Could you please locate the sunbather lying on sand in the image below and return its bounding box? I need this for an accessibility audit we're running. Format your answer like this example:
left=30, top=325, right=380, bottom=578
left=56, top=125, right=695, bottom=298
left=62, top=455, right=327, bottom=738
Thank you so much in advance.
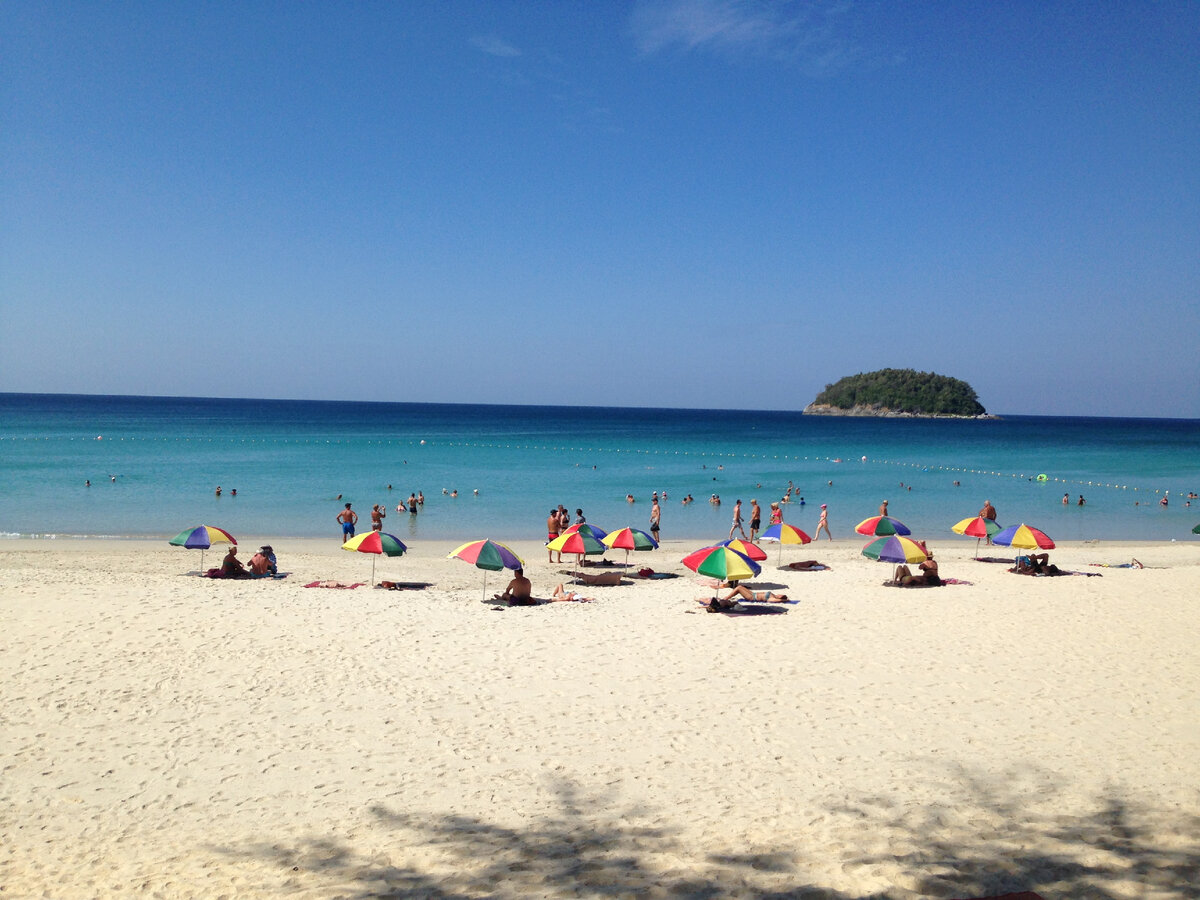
left=1088, top=559, right=1144, bottom=569
left=704, top=584, right=789, bottom=610
left=551, top=584, right=594, bottom=602
left=1011, top=553, right=1063, bottom=575
left=785, top=560, right=828, bottom=570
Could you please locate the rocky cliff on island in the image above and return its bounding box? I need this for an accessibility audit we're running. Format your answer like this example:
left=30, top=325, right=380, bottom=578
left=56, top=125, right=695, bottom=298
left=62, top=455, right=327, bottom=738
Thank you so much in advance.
left=803, top=369, right=989, bottom=418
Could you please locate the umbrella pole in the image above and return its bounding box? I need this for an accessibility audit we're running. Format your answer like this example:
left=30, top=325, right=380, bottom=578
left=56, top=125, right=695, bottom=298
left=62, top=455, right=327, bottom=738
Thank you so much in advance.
left=371, top=556, right=377, bottom=586
left=200, top=549, right=205, bottom=572
left=482, top=570, right=487, bottom=603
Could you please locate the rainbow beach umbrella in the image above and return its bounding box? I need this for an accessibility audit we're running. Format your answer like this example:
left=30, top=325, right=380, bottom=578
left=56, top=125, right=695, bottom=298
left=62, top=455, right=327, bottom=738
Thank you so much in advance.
left=992, top=524, right=1055, bottom=551
left=564, top=522, right=609, bottom=541
left=601, top=527, right=658, bottom=566
left=951, top=515, right=1003, bottom=557
left=759, top=522, right=813, bottom=564
left=719, top=539, right=767, bottom=561
left=548, top=529, right=607, bottom=579
left=854, top=515, right=912, bottom=537
left=448, top=539, right=525, bottom=600
left=342, top=531, right=407, bottom=585
left=861, top=535, right=928, bottom=564
left=682, top=545, right=761, bottom=582
left=169, top=524, right=236, bottom=571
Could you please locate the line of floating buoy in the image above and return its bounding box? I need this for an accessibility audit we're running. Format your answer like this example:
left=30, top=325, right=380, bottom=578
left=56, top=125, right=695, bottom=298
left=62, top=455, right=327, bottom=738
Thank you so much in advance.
left=4, top=435, right=1179, bottom=495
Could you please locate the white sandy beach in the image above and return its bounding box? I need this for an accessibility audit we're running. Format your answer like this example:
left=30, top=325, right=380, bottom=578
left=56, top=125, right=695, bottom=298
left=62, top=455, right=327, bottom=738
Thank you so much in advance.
left=2, top=536, right=1198, bottom=898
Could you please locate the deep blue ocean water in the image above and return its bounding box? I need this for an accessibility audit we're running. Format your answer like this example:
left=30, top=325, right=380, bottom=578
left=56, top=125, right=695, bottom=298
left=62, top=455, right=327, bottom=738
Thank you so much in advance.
left=1, top=393, right=1198, bottom=544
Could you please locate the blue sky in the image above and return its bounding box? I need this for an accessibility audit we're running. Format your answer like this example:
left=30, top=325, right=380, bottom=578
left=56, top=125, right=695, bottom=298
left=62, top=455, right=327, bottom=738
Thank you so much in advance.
left=2, top=1, right=1198, bottom=417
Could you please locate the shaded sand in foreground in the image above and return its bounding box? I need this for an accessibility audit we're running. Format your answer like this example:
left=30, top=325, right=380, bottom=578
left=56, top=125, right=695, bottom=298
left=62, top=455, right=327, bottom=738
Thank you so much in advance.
left=3, top=538, right=1199, bottom=898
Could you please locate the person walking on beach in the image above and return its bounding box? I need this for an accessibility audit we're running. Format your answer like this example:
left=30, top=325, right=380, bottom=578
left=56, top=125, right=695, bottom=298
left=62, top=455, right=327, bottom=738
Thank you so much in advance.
left=649, top=496, right=661, bottom=542
left=815, top=504, right=832, bottom=541
left=370, top=504, right=385, bottom=531
left=748, top=499, right=761, bottom=542
left=979, top=499, right=997, bottom=545
left=729, top=499, right=748, bottom=540
left=337, top=503, right=358, bottom=542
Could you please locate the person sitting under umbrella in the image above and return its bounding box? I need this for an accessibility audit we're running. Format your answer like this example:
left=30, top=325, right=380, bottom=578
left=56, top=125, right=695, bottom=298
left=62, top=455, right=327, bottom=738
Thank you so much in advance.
left=220, top=545, right=251, bottom=579
left=494, top=567, right=535, bottom=606
left=892, top=548, right=941, bottom=586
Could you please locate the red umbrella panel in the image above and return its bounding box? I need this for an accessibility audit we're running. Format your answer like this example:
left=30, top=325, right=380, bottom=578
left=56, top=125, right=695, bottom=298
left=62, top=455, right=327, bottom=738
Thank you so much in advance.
left=719, top=539, right=768, bottom=561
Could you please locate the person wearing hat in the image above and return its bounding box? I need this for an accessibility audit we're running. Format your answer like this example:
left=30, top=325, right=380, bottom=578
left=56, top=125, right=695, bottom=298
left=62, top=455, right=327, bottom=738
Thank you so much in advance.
left=815, top=503, right=832, bottom=541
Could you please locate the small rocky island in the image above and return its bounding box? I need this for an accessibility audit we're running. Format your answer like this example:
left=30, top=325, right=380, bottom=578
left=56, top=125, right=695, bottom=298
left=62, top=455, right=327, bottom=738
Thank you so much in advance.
left=804, top=368, right=988, bottom=418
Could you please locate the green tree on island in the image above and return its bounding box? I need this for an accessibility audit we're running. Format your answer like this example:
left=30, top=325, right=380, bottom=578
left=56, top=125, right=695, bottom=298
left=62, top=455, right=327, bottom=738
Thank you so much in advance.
left=812, top=369, right=986, bottom=416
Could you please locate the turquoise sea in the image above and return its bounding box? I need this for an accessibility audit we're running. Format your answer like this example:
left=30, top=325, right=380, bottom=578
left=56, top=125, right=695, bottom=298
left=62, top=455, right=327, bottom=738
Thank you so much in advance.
left=1, top=393, right=1198, bottom=545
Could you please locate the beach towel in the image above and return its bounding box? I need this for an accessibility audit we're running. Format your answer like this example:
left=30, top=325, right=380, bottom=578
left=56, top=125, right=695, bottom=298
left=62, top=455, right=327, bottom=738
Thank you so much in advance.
left=377, top=581, right=433, bottom=590
left=1007, top=569, right=1102, bottom=577
left=303, top=581, right=366, bottom=589
left=625, top=569, right=679, bottom=580
left=882, top=578, right=972, bottom=588
left=695, top=600, right=788, bottom=616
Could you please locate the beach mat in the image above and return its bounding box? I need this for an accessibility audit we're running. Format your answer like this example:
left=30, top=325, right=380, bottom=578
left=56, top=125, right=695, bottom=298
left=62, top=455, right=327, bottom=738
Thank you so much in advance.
left=625, top=570, right=679, bottom=580
left=377, top=581, right=433, bottom=590
left=304, top=581, right=366, bottom=589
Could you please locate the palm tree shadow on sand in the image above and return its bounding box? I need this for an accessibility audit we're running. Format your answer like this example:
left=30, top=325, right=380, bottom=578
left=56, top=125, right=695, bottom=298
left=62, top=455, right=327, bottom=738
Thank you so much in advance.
left=217, top=766, right=1200, bottom=898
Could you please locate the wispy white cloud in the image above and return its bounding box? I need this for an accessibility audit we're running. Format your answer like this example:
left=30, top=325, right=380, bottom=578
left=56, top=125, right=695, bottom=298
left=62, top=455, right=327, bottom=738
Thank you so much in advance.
left=630, top=0, right=876, bottom=73
left=470, top=34, right=521, bottom=58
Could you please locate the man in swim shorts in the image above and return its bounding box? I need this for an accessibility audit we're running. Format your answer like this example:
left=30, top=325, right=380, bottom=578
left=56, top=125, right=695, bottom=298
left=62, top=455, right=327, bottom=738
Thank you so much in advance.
left=337, top=503, right=358, bottom=541
left=496, top=567, right=535, bottom=606
left=547, top=509, right=562, bottom=563
left=748, top=499, right=761, bottom=542
left=650, top=497, right=661, bottom=541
